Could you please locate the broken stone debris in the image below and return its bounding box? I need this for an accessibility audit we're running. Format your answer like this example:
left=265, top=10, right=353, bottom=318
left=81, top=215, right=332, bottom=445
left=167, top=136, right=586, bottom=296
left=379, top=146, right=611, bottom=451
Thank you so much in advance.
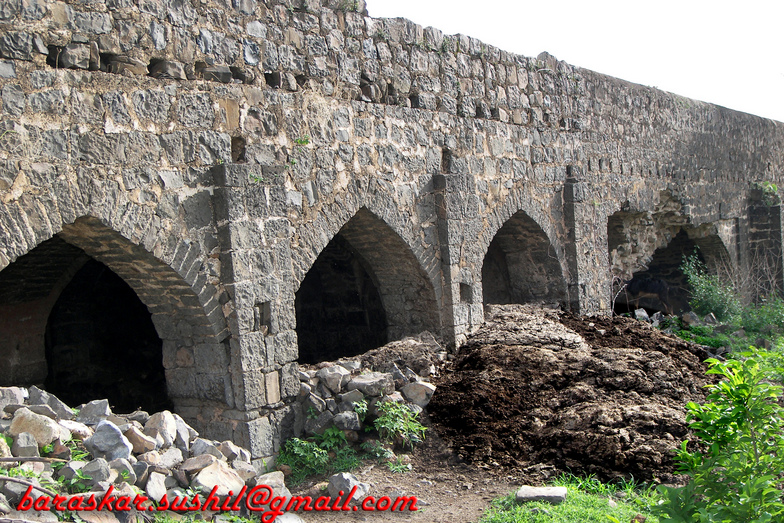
left=296, top=332, right=443, bottom=438
left=0, top=386, right=285, bottom=518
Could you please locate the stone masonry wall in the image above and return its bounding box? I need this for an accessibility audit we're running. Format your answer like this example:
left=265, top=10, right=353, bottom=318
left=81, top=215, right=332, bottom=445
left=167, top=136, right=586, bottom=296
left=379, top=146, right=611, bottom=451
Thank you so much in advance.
left=1, top=0, right=784, bottom=467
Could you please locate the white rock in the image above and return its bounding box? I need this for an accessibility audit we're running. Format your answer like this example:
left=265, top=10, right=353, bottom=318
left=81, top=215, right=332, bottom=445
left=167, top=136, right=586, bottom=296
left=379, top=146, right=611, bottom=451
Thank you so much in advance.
left=9, top=407, right=69, bottom=447
left=191, top=461, right=245, bottom=497
left=515, top=485, right=567, bottom=505
left=143, top=411, right=177, bottom=448
left=400, top=381, right=437, bottom=407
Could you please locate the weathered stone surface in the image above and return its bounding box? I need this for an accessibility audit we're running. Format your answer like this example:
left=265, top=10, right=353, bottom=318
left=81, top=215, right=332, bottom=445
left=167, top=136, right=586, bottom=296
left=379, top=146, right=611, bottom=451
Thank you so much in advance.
left=82, top=458, right=116, bottom=485
left=59, top=43, right=89, bottom=69
left=59, top=420, right=92, bottom=440
left=333, top=411, right=361, bottom=431
left=217, top=440, right=242, bottom=461
left=0, top=387, right=26, bottom=411
left=316, top=365, right=352, bottom=394
left=24, top=404, right=58, bottom=419
left=108, top=458, right=136, bottom=485
left=84, top=421, right=133, bottom=461
left=233, top=460, right=257, bottom=482
left=149, top=60, right=186, bottom=80
left=9, top=407, right=68, bottom=447
left=256, top=471, right=290, bottom=498
left=346, top=372, right=395, bottom=397
left=0, top=31, right=33, bottom=60
left=144, top=411, right=177, bottom=449
left=179, top=454, right=217, bottom=476
left=515, top=485, right=567, bottom=505
left=327, top=472, right=369, bottom=503
left=11, top=432, right=38, bottom=457
left=401, top=381, right=437, bottom=408
left=634, top=308, right=650, bottom=322
left=28, top=386, right=73, bottom=420
left=158, top=447, right=184, bottom=469
left=191, top=461, right=245, bottom=497
left=145, top=471, right=167, bottom=502
left=304, top=410, right=334, bottom=435
left=124, top=425, right=157, bottom=453
left=0, top=435, right=11, bottom=459
left=191, top=438, right=224, bottom=459
left=76, top=400, right=111, bottom=425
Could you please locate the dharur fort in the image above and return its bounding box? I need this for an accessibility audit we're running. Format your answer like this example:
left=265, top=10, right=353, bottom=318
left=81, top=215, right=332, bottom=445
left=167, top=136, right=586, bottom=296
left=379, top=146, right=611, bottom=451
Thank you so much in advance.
left=1, top=0, right=782, bottom=467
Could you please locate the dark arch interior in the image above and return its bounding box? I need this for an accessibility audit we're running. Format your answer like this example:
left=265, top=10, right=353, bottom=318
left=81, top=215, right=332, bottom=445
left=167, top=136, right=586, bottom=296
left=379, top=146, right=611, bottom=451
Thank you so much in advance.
left=295, top=234, right=387, bottom=364
left=45, top=259, right=169, bottom=413
left=615, top=229, right=704, bottom=315
left=482, top=210, right=566, bottom=305
left=0, top=236, right=169, bottom=413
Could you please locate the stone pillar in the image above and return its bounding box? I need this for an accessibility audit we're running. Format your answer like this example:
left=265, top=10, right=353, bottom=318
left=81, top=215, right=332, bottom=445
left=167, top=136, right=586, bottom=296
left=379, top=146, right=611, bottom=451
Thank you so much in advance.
left=433, top=172, right=484, bottom=347
left=563, top=166, right=606, bottom=314
left=745, top=187, right=784, bottom=302
left=212, top=164, right=301, bottom=468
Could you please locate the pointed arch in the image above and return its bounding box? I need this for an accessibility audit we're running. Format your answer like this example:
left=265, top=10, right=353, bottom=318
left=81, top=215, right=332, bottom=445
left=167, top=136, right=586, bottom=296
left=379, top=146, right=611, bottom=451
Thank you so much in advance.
left=295, top=207, right=440, bottom=362
left=0, top=179, right=231, bottom=418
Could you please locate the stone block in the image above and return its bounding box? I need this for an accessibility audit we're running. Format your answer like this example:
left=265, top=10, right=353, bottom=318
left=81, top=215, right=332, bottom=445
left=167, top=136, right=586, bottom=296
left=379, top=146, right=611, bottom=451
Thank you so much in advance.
left=84, top=420, right=133, bottom=461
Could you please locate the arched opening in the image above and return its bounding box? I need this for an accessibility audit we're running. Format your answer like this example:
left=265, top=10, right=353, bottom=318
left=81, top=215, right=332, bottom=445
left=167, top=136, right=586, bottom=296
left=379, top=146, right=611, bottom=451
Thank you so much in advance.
left=295, top=208, right=440, bottom=364
left=481, top=210, right=566, bottom=305
left=295, top=235, right=387, bottom=364
left=620, top=229, right=698, bottom=314
left=0, top=235, right=169, bottom=413
left=607, top=217, right=731, bottom=314
left=45, top=259, right=168, bottom=413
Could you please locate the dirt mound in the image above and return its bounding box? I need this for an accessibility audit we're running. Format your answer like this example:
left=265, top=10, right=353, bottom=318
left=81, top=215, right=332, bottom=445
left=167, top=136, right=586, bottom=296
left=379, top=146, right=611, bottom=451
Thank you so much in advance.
left=352, top=331, right=446, bottom=376
left=429, top=305, right=713, bottom=483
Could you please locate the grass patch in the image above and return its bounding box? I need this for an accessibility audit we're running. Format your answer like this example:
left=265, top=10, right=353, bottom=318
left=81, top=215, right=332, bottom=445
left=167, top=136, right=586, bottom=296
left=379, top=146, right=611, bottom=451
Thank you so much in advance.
left=480, top=474, right=659, bottom=523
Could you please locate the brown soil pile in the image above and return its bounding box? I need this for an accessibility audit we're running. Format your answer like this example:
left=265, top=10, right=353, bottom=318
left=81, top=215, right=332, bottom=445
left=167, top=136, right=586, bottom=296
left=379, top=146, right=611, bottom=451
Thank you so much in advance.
left=429, top=305, right=713, bottom=483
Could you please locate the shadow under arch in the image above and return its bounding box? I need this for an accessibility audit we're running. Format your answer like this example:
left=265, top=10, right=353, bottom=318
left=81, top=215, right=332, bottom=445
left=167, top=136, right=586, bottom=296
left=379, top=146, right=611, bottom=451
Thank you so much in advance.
left=608, top=199, right=734, bottom=314
left=0, top=215, right=228, bottom=414
left=295, top=207, right=440, bottom=363
left=481, top=209, right=567, bottom=306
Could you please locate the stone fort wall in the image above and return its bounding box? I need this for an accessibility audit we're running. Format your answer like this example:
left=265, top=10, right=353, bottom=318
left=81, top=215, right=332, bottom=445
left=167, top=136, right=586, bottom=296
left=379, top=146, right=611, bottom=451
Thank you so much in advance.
left=1, top=0, right=783, bottom=467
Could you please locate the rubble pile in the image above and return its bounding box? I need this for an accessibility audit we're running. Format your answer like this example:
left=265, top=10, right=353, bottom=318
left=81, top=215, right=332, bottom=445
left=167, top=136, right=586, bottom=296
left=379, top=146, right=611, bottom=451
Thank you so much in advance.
left=295, top=332, right=445, bottom=437
left=0, top=386, right=288, bottom=519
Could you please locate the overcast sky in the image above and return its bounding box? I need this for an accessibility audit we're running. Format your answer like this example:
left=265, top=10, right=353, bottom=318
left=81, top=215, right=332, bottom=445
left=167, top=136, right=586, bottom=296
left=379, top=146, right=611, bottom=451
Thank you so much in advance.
left=365, top=0, right=784, bottom=123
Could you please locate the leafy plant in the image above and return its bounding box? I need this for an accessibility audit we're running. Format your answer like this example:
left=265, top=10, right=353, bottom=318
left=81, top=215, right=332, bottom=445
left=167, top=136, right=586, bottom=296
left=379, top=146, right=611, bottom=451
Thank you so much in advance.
left=360, top=440, right=394, bottom=462
left=654, top=356, right=784, bottom=522
left=294, top=135, right=310, bottom=146
left=374, top=401, right=426, bottom=450
left=276, top=438, right=329, bottom=485
left=332, top=446, right=361, bottom=473
left=753, top=180, right=781, bottom=206
left=314, top=427, right=347, bottom=452
left=353, top=399, right=368, bottom=422
left=682, top=253, right=741, bottom=322
left=57, top=468, right=93, bottom=494
left=387, top=455, right=411, bottom=473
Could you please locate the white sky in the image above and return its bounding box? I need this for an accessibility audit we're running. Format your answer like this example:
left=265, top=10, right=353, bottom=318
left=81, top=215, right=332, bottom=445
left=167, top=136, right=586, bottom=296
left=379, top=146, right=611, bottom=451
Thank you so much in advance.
left=365, top=0, right=784, bottom=123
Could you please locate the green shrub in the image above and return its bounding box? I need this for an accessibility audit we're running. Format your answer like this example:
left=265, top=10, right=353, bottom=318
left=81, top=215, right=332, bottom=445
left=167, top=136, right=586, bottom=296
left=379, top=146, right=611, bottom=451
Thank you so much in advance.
left=742, top=297, right=784, bottom=334
left=654, top=356, right=784, bottom=522
left=276, top=438, right=330, bottom=485
left=374, top=401, right=427, bottom=450
left=682, top=253, right=741, bottom=322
